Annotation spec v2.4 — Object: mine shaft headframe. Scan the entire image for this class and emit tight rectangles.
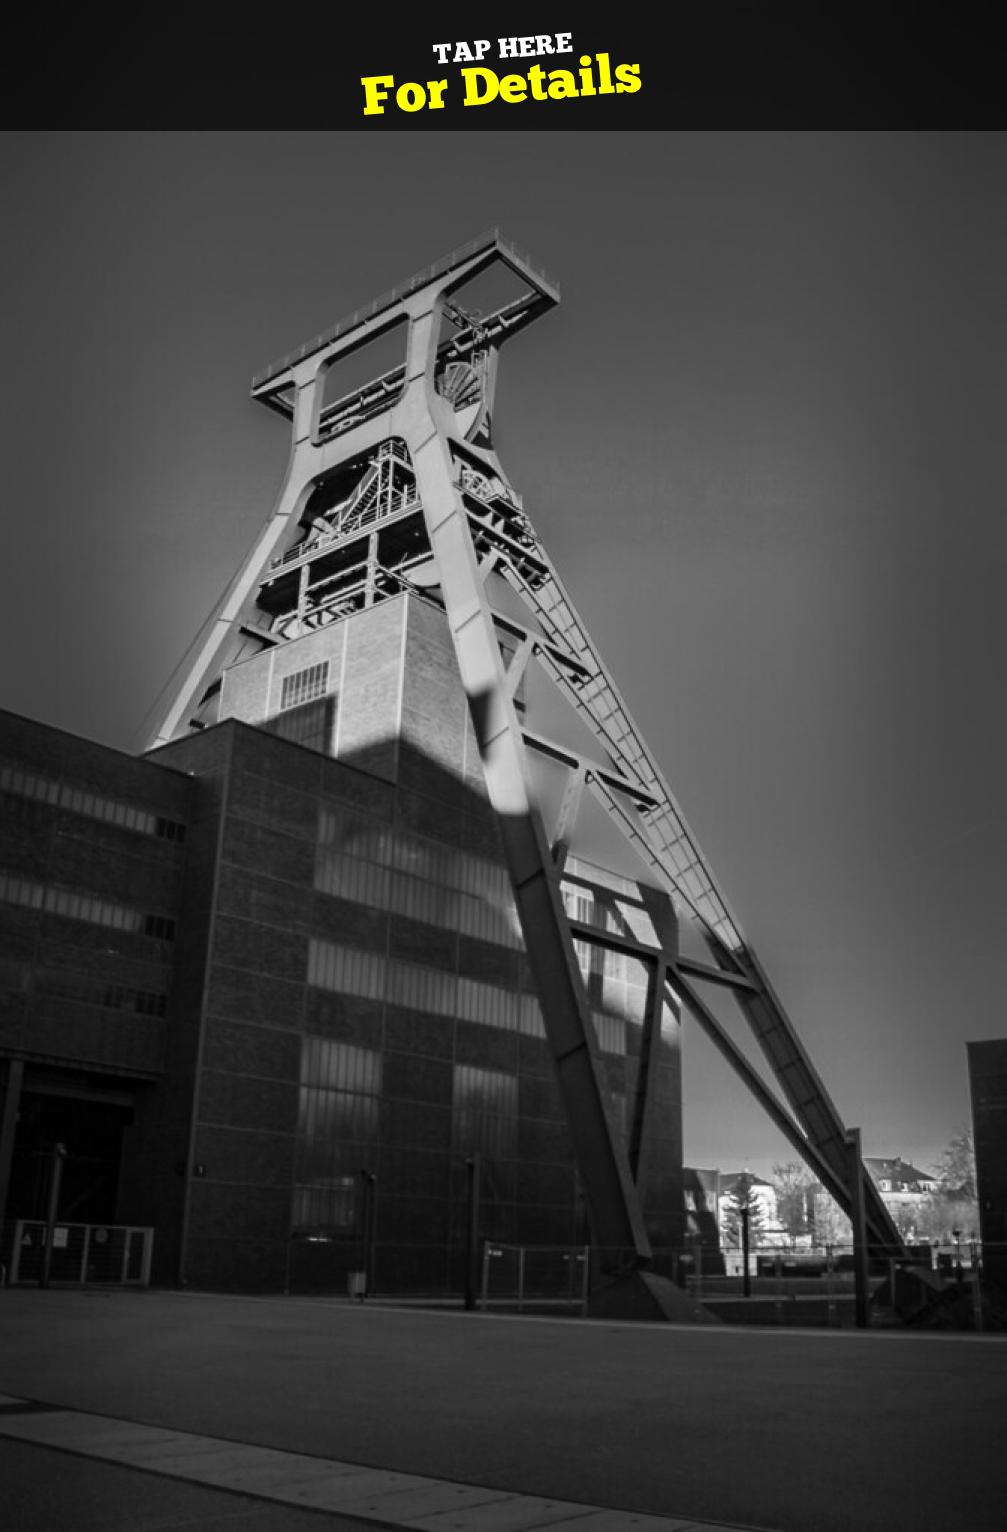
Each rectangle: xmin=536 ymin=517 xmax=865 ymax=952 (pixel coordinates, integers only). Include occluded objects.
xmin=145 ymin=231 xmax=557 ymax=750
xmin=249 ymin=228 xmax=560 ymax=422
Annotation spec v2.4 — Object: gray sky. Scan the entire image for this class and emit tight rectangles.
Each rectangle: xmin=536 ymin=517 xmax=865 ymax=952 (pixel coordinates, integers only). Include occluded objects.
xmin=3 ymin=130 xmax=1005 ymax=1184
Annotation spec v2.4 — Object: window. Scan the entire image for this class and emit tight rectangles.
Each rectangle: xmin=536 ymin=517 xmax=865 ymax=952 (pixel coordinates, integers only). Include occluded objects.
xmin=307 ymin=940 xmax=385 ymax=1000
xmin=293 ymin=1038 xmax=382 ymax=1233
xmin=0 ymin=872 xmax=175 ymax=941
xmin=36 ymin=969 xmax=168 ymax=1018
xmin=453 ymin=1064 xmax=518 ymax=1160
xmin=314 ymin=807 xmax=521 ymax=948
xmin=143 ymin=913 xmax=177 ymax=942
xmin=265 ymin=696 xmax=335 ymax=755
xmin=279 ymin=662 xmax=329 ymax=711
xmin=0 ymin=761 xmax=185 ymax=843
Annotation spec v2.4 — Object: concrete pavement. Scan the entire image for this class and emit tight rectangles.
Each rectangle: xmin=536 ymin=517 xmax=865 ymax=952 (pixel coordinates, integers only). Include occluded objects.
xmin=0 ymin=1288 xmax=1004 ymax=1532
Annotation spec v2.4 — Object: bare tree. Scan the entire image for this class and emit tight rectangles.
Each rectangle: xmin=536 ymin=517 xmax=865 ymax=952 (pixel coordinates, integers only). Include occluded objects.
xmin=808 ymin=1187 xmax=851 ymax=1250
xmin=930 ymin=1129 xmax=976 ymax=1199
xmin=772 ymin=1161 xmax=815 ymax=1244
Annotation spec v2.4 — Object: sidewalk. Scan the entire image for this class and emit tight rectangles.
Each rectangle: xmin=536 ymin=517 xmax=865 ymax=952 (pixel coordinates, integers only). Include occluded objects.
xmin=0 ymin=1402 xmax=754 ymax=1532
xmin=1 ymin=1288 xmax=1005 ymax=1532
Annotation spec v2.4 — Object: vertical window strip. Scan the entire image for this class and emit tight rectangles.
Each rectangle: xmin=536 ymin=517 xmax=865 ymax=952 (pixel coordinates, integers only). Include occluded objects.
xmin=280 ymin=661 xmax=329 ymax=711
xmin=315 ymin=851 xmax=390 ymax=908
xmin=317 ymin=805 xmax=396 ymax=867
xmin=518 ymin=993 xmax=545 ymax=1037
xmin=318 ymin=804 xmax=514 ymax=902
xmin=457 ymin=976 xmax=519 ymax=1032
xmin=295 ymin=1039 xmax=382 ymax=1230
xmin=0 ymin=761 xmax=183 ymax=841
xmin=265 ymin=696 xmax=335 ymax=753
xmin=0 ymin=872 xmax=44 ymax=910
xmin=386 ymin=958 xmax=456 ymax=1018
xmin=592 ymin=1011 xmax=626 ymax=1056
xmin=306 ymin=939 xmax=385 ymax=1000
xmin=35 ymin=969 xmax=168 ymax=1017
xmin=601 ymin=974 xmax=626 ymax=1014
xmin=0 ymin=873 xmax=173 ymax=937
xmin=453 ymin=1063 xmax=518 ymax=1160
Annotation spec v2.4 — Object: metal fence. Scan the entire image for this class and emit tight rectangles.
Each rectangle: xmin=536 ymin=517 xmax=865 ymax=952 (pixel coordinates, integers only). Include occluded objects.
xmin=6 ymin=1221 xmax=153 ymax=1287
xmin=474 ymin=1240 xmax=996 ymax=1330
xmin=480 ymin=1243 xmax=591 ymax=1313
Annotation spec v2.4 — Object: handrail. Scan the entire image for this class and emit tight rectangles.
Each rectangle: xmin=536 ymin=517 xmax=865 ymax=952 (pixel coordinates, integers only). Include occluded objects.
xmin=251 ymin=229 xmax=559 ymax=392
xmin=267 ymin=491 xmax=421 ymax=574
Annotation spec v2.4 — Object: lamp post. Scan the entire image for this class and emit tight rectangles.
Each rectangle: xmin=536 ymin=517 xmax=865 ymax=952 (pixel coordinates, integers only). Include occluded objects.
xmin=464 ymin=1154 xmax=481 ymax=1311
xmin=358 ymin=1169 xmax=377 ymax=1298
xmin=40 ymin=1142 xmax=67 ymax=1290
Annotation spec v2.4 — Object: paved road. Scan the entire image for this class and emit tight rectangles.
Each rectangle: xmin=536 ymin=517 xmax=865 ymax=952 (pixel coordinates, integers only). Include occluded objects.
xmin=1 ymin=1289 xmax=1004 ymax=1532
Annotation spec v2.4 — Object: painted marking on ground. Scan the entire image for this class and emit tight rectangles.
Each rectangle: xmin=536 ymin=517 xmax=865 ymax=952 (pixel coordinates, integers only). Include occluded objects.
xmin=0 ymin=1398 xmax=764 ymax=1531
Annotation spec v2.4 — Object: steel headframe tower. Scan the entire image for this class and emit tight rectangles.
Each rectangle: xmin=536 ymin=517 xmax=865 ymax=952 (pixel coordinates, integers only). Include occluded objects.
xmin=151 ymin=231 xmax=904 ymax=1315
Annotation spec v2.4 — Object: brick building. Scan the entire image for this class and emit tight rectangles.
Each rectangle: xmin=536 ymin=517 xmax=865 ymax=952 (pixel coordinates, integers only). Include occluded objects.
xmin=0 ymin=593 xmax=684 ymax=1294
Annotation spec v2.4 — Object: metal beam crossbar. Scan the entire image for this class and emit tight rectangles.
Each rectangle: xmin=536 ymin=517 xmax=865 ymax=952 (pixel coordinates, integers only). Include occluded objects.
xmin=519 ymin=730 xmax=658 ymax=809
xmin=488 ymin=609 xmax=591 ymax=682
xmin=675 ymin=957 xmax=759 ymax=993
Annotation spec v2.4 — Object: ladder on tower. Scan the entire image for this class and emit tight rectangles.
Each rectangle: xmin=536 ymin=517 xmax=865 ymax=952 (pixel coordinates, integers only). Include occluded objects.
xmin=495 ymin=549 xmax=902 ymax=1256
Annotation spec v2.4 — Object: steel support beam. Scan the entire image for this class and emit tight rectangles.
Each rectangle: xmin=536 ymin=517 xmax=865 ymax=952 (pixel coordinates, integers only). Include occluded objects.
xmin=628 ymin=957 xmax=668 ymax=1196
xmin=723 ymin=943 xmax=902 ymax=1254
xmin=674 ymin=971 xmax=848 ymax=1207
xmin=401 ymin=295 xmax=652 ymax=1271
xmin=676 ymin=957 xmax=760 ymax=993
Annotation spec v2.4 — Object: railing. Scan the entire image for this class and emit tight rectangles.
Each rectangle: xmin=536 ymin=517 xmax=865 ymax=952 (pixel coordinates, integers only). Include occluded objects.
xmin=317 ymin=365 xmax=407 ymax=438
xmin=480 ymin=1243 xmax=591 ymax=1314
xmin=268 ymin=493 xmax=422 ymax=575
xmin=252 ymin=229 xmax=559 ymax=391
xmin=7 ymin=1221 xmax=154 ymax=1287
xmin=468 ymin=1240 xmax=997 ymax=1331
xmin=272 ymin=559 xmax=428 ymax=636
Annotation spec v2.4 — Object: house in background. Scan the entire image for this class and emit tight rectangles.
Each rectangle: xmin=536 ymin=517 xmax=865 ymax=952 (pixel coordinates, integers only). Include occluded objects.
xmin=864 ymin=1156 xmax=937 ymax=1209
xmin=863 ymin=1156 xmax=940 ymax=1244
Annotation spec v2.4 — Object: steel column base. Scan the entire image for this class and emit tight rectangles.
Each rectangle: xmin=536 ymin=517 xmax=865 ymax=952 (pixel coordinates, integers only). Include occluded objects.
xmin=587 ymin=1269 xmax=719 ymax=1325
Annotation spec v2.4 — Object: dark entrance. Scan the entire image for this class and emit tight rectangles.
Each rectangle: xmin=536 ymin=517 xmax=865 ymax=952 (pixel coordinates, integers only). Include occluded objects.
xmin=7 ymin=1084 xmax=133 ymax=1225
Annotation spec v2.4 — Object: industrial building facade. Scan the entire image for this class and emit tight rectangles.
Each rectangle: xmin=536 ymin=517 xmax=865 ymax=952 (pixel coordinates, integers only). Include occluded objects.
xmin=1 ymin=231 xmax=906 ymax=1309
xmin=0 ymin=600 xmax=683 ymax=1292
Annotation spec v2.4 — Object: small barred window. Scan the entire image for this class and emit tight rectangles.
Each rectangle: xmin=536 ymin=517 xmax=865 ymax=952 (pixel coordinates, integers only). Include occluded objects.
xmin=280 ymin=662 xmax=329 ymax=711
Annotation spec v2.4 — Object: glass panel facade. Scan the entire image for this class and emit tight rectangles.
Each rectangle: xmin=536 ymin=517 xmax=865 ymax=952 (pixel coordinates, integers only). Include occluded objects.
xmin=35 ymin=969 xmax=168 ymax=1017
xmin=561 ymin=869 xmax=662 ymax=949
xmin=307 ymin=941 xmax=385 ymax=1000
xmin=453 ymin=1064 xmax=518 ymax=1161
xmin=316 ymin=805 xmax=521 ymax=949
xmin=265 ymin=695 xmax=336 ymax=754
xmin=294 ymin=787 xmax=678 ymax=1281
xmin=293 ymin=1038 xmax=381 ymax=1233
xmin=0 ymin=760 xmax=185 ymax=842
xmin=307 ymin=937 xmax=544 ymax=1039
xmin=0 ymin=872 xmax=174 ymax=940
